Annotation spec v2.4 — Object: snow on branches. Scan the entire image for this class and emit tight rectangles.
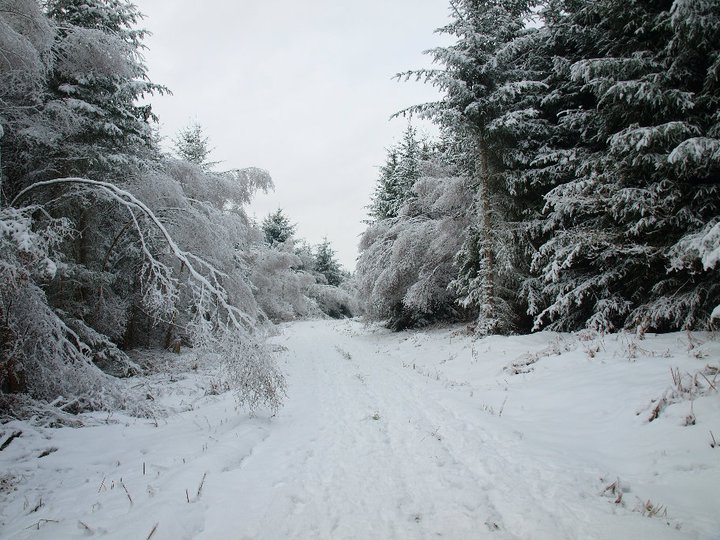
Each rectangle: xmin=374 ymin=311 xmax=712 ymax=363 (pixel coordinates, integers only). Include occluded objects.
xmin=7 ymin=178 xmax=285 ymax=414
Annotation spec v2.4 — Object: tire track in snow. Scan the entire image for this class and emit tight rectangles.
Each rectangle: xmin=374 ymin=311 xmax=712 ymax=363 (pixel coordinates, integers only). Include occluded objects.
xmin=196 ymin=320 xmax=681 ymax=540
xmin=347 ymin=326 xmax=614 ymax=540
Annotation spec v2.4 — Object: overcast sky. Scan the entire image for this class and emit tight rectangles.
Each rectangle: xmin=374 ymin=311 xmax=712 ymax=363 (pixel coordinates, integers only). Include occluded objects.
xmin=134 ymin=0 xmax=451 ymax=270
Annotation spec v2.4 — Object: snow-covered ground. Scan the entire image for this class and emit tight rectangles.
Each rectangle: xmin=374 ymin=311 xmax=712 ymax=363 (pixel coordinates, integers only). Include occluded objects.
xmin=1 ymin=320 xmax=719 ymax=539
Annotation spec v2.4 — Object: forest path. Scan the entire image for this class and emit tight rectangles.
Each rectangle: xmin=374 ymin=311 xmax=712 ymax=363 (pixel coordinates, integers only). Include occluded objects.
xmin=3 ymin=320 xmax=714 ymax=540
xmin=195 ymin=320 xmax=643 ymax=540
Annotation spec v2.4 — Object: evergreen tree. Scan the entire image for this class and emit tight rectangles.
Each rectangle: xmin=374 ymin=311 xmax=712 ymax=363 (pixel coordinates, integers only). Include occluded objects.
xmin=526 ymin=0 xmax=720 ymax=331
xmin=173 ymin=122 xmax=217 ymax=170
xmin=262 ymin=209 xmax=296 ymax=246
xmin=357 ymin=147 xmax=472 ymax=330
xmin=314 ymin=238 xmax=343 ymax=286
xmin=380 ymin=0 xmax=720 ymax=333
xmin=368 ymin=148 xmax=399 ymax=221
xmin=369 ymin=124 xmax=421 ymax=221
xmin=37 ymin=0 xmax=167 ymax=184
xmin=400 ymin=0 xmax=540 ymax=334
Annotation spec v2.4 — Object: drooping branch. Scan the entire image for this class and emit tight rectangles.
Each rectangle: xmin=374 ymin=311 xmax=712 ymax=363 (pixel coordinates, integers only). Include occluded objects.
xmin=12 ymin=177 xmax=255 ymax=332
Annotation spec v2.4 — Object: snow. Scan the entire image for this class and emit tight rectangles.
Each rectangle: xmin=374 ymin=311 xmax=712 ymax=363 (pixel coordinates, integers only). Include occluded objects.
xmin=1 ymin=320 xmax=719 ymax=539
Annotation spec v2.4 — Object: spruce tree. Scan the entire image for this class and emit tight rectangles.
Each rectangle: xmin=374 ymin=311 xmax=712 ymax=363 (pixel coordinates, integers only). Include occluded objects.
xmin=526 ymin=0 xmax=720 ymax=331
xmin=173 ymin=122 xmax=218 ymax=170
xmin=38 ymin=0 xmax=167 ymax=183
xmin=369 ymin=124 xmax=422 ymax=221
xmin=314 ymin=238 xmax=343 ymax=286
xmin=262 ymin=209 xmax=296 ymax=246
xmin=400 ymin=0 xmax=540 ymax=334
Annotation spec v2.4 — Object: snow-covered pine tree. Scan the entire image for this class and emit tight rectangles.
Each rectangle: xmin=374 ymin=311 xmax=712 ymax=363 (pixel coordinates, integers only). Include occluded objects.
xmin=41 ymin=0 xmax=167 ymax=182
xmin=399 ymin=0 xmax=541 ymax=334
xmin=368 ymin=149 xmax=399 ymax=221
xmin=527 ymin=0 xmax=720 ymax=331
xmin=368 ymin=124 xmax=421 ymax=221
xmin=262 ymin=208 xmax=296 ymax=246
xmin=314 ymin=238 xmax=343 ymax=287
xmin=173 ymin=122 xmax=218 ymax=170
xmin=633 ymin=0 xmax=720 ymax=329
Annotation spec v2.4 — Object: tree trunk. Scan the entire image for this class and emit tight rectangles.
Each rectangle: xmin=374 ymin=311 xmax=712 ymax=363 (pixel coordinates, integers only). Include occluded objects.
xmin=476 ymin=141 xmax=496 ymax=330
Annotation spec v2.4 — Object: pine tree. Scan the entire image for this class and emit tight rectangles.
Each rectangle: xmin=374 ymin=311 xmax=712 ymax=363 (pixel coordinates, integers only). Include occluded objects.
xmin=369 ymin=124 xmax=421 ymax=221
xmin=262 ymin=209 xmax=296 ymax=246
xmin=369 ymin=149 xmax=399 ymax=221
xmin=37 ymin=0 xmax=168 ymax=183
xmin=314 ymin=238 xmax=343 ymax=286
xmin=173 ymin=122 xmax=218 ymax=170
xmin=526 ymin=0 xmax=720 ymax=331
xmin=399 ymin=0 xmax=540 ymax=334
xmin=634 ymin=0 xmax=720 ymax=329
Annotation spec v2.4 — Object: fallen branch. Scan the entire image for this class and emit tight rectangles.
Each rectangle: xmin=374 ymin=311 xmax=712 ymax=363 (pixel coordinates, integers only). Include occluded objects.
xmin=0 ymin=430 xmax=22 ymax=451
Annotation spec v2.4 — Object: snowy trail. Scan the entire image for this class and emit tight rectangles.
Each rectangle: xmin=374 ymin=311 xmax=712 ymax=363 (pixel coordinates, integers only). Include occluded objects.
xmin=196 ymin=320 xmax=714 ymax=540
xmin=199 ymin=322 xmax=511 ymax=539
xmin=2 ymin=319 xmax=718 ymax=539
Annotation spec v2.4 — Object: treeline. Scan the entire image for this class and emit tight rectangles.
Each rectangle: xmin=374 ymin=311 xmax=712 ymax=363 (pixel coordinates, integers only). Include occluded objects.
xmin=358 ymin=0 xmax=720 ymax=334
xmin=0 ymin=0 xmax=350 ymax=415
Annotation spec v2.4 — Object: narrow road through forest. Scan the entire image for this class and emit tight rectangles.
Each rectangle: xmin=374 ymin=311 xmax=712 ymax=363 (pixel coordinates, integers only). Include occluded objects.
xmin=4 ymin=319 xmax=715 ymax=540
xmin=193 ymin=320 xmax=694 ymax=540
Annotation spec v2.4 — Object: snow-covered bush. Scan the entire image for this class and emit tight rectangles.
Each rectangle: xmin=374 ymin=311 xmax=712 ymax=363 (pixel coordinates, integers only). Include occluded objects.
xmin=246 ymin=242 xmax=315 ymax=323
xmin=306 ymin=283 xmax=356 ymax=319
xmin=357 ymin=154 xmax=472 ymax=329
xmin=2 ymin=173 xmax=287 ymax=415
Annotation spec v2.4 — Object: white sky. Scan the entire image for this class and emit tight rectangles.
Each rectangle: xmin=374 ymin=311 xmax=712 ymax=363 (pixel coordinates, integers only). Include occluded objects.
xmin=134 ymin=0 xmax=451 ymax=270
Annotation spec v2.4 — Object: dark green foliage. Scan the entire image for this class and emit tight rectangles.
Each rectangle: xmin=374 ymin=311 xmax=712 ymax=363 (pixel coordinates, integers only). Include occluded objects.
xmin=381 ymin=0 xmax=720 ymax=333
xmin=262 ymin=209 xmax=296 ymax=246
xmin=525 ymin=0 xmax=720 ymax=331
xmin=314 ymin=238 xmax=343 ymax=287
xmin=369 ymin=124 xmax=421 ymax=221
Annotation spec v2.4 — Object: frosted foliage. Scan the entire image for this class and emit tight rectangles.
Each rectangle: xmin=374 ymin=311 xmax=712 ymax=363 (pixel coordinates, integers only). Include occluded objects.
xmin=221 ymin=334 xmax=286 ymax=414
xmin=357 ymin=171 xmax=470 ymax=327
xmin=671 ymin=0 xmax=719 ymax=39
xmin=130 ymin=164 xmax=265 ymax=330
xmin=0 ymin=0 xmax=52 ymax=75
xmin=11 ymin=178 xmax=285 ymax=413
xmin=609 ymin=122 xmax=700 ymax=155
xmin=0 ymin=207 xmax=140 ymax=410
xmin=0 ymin=0 xmax=53 ymax=110
xmin=56 ymin=27 xmax=135 ymax=79
xmin=670 ymin=220 xmax=720 ymax=272
xmin=247 ymin=244 xmax=314 ymax=322
xmin=164 ymin=160 xmax=272 ymax=210
xmin=668 ymin=137 xmax=720 ymax=176
xmin=307 ymin=283 xmax=357 ymax=319
xmin=262 ymin=209 xmax=295 ymax=245
xmin=314 ymin=239 xmax=342 ymax=287
xmin=173 ymin=122 xmax=214 ymax=168
xmin=0 ymin=207 xmax=68 ymax=279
